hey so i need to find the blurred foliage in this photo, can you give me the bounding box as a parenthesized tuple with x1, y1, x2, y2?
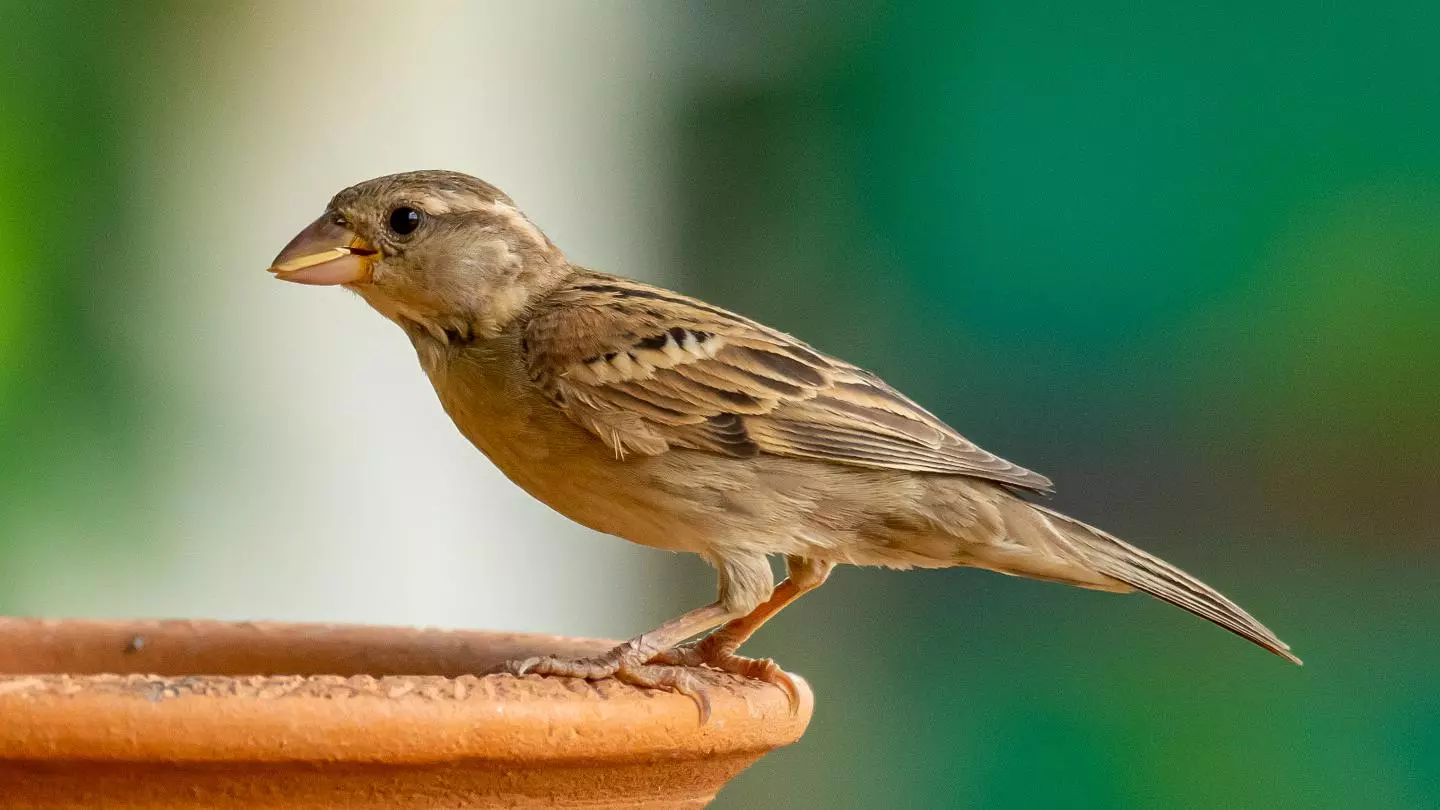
(682, 2, 1440, 808)
(0, 2, 149, 611)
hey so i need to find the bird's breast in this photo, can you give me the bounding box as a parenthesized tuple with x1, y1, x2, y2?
(417, 334, 714, 552)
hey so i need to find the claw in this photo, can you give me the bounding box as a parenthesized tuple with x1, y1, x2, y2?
(649, 638, 802, 715)
(506, 654, 629, 680)
(616, 663, 715, 724)
(486, 656, 549, 677)
(759, 661, 802, 716)
(484, 651, 718, 724)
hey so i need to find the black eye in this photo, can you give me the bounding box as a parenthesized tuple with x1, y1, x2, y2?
(387, 206, 422, 235)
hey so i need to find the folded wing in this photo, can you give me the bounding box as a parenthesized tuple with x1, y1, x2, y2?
(524, 274, 1053, 494)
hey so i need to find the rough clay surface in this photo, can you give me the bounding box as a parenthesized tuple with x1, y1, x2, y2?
(0, 618, 813, 809)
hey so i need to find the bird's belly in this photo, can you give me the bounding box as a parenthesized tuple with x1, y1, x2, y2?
(425, 343, 973, 563)
(428, 359, 715, 553)
(452, 404, 958, 561)
(502, 454, 720, 554)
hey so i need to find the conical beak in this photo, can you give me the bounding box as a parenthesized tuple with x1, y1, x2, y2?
(267, 214, 377, 285)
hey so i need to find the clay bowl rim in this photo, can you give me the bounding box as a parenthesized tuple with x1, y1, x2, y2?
(0, 618, 813, 766)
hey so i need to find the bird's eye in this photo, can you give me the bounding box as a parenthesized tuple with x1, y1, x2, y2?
(387, 206, 422, 235)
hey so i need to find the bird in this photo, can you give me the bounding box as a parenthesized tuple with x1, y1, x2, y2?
(267, 169, 1299, 718)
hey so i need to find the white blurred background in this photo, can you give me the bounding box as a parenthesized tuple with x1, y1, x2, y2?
(11, 0, 683, 637)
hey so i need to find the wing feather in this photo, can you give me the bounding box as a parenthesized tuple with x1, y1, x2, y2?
(524, 273, 1054, 493)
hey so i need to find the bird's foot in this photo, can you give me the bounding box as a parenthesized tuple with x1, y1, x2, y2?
(492, 647, 718, 723)
(650, 635, 802, 715)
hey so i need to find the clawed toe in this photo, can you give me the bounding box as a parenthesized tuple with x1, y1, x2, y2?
(487, 652, 717, 723)
(650, 639, 802, 715)
(708, 652, 801, 714)
(488, 654, 621, 680)
(611, 662, 715, 724)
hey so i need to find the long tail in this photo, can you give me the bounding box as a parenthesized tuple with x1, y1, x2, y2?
(1028, 503, 1301, 665)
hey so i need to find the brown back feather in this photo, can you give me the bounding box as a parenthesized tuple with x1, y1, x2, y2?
(523, 271, 1053, 492)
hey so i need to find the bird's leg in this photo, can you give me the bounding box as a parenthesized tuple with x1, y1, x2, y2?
(651, 556, 833, 712)
(494, 554, 773, 722)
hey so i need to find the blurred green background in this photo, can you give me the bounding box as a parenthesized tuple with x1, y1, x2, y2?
(3, 2, 1436, 808)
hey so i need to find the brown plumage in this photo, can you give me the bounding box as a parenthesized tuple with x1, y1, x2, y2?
(526, 274, 1053, 490)
(268, 170, 1299, 718)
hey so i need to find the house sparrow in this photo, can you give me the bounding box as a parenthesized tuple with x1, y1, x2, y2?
(268, 170, 1299, 718)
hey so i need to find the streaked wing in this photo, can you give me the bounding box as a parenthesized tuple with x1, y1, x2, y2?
(523, 273, 1054, 493)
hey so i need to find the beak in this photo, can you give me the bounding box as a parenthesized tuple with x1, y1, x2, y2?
(267, 214, 377, 285)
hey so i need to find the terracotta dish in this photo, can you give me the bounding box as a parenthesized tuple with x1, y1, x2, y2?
(0, 618, 812, 809)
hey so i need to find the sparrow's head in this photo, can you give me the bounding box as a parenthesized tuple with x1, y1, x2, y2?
(268, 170, 566, 339)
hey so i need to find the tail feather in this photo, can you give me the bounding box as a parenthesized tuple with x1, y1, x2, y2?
(1030, 504, 1302, 665)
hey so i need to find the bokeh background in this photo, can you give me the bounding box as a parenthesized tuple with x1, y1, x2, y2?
(3, 1, 1436, 807)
